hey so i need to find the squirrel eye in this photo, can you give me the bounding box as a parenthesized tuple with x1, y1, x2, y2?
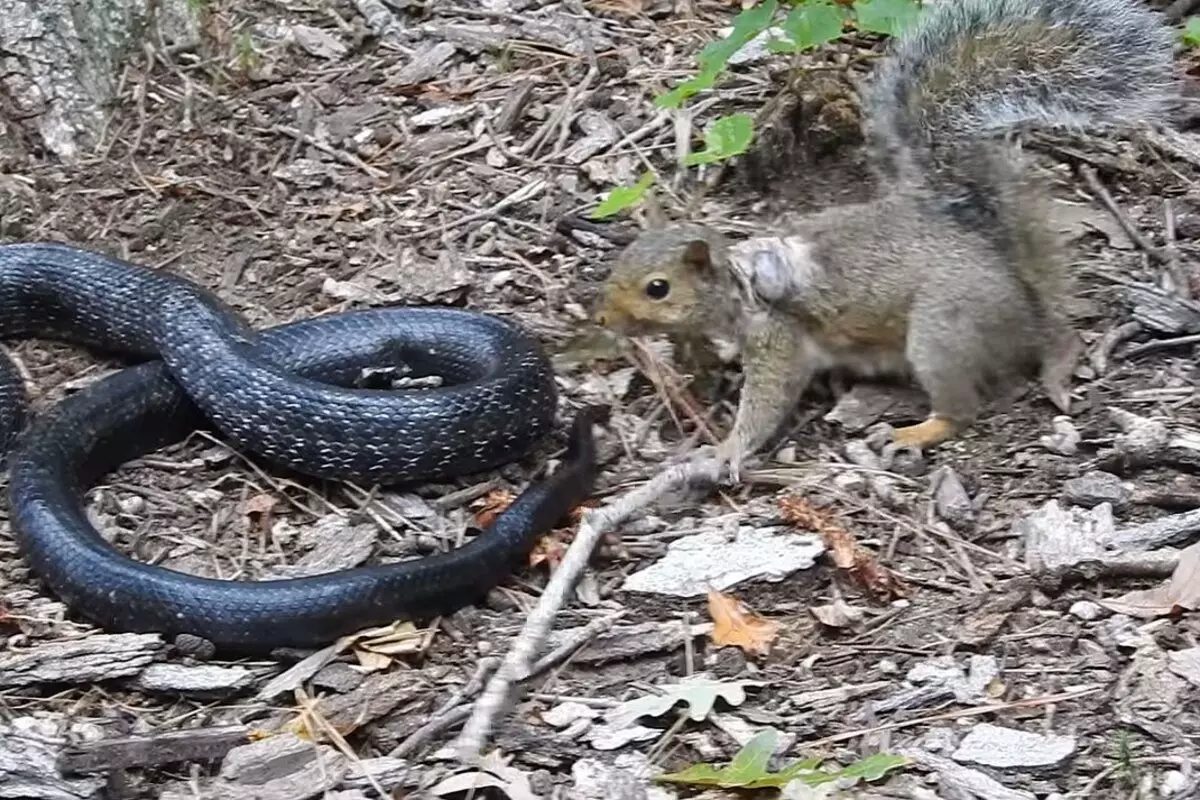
(644, 278, 670, 300)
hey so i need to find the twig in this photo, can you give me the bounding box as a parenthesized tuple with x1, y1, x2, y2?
(526, 610, 626, 678)
(1162, 198, 1191, 300)
(452, 457, 718, 760)
(269, 124, 388, 179)
(1079, 166, 1168, 266)
(1091, 320, 1142, 375)
(801, 685, 1103, 749)
(1122, 332, 1200, 359)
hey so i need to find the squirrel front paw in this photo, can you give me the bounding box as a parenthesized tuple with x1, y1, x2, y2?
(687, 438, 749, 485)
(713, 437, 747, 485)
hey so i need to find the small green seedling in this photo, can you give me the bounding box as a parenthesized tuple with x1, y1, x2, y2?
(590, 171, 657, 219)
(1183, 17, 1200, 48)
(770, 0, 849, 54)
(589, 0, 924, 219)
(855, 0, 924, 36)
(656, 0, 779, 109)
(683, 113, 756, 166)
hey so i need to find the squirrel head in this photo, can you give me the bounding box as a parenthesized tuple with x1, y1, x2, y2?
(594, 222, 733, 337)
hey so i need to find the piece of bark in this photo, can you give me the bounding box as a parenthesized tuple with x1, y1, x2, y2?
(1108, 510, 1200, 552)
(1097, 407, 1200, 474)
(543, 621, 706, 665)
(261, 670, 424, 735)
(393, 41, 456, 86)
(1020, 501, 1182, 580)
(58, 727, 252, 775)
(495, 80, 537, 133)
(155, 734, 350, 800)
(1, 717, 106, 800)
(0, 0, 197, 160)
(341, 757, 415, 792)
(1125, 284, 1200, 335)
(133, 663, 257, 696)
(0, 633, 164, 688)
(901, 749, 1036, 800)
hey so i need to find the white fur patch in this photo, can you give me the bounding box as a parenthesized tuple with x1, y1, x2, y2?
(727, 236, 824, 305)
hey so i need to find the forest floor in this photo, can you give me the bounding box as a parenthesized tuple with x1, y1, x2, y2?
(2, 1, 1200, 798)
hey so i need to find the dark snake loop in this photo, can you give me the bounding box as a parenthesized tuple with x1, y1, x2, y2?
(0, 242, 603, 655)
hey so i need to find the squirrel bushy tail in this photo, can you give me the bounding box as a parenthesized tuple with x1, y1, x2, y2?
(864, 0, 1178, 175)
(861, 0, 1177, 319)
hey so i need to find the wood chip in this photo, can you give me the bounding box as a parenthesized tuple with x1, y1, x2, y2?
(132, 663, 257, 695)
(0, 633, 164, 688)
(1, 717, 106, 800)
(58, 727, 252, 774)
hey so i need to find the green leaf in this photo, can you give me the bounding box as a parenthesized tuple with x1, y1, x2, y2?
(854, 0, 923, 38)
(837, 753, 911, 782)
(655, 68, 721, 110)
(655, 0, 780, 108)
(779, 0, 847, 52)
(655, 731, 911, 791)
(605, 676, 763, 730)
(795, 752, 912, 788)
(657, 730, 801, 788)
(590, 172, 656, 219)
(1183, 17, 1200, 48)
(683, 113, 755, 166)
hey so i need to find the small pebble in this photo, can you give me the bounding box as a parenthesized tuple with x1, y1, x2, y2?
(1039, 415, 1080, 456)
(1062, 471, 1132, 511)
(1069, 600, 1104, 621)
(773, 445, 798, 464)
(1161, 770, 1188, 795)
(932, 466, 974, 529)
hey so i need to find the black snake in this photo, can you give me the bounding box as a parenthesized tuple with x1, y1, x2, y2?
(0, 242, 603, 654)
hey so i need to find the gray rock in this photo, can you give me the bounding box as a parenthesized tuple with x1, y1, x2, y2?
(1068, 600, 1105, 621)
(932, 467, 974, 529)
(1062, 471, 1132, 510)
(952, 723, 1076, 769)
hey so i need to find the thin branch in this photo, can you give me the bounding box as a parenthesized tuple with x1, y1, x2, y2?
(452, 456, 718, 760)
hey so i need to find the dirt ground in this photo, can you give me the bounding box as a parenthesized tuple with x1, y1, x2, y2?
(2, 1, 1200, 798)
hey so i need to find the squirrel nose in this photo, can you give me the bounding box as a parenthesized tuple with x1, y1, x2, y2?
(595, 311, 609, 326)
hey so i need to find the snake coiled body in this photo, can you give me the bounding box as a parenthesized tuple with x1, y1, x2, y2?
(0, 243, 600, 654)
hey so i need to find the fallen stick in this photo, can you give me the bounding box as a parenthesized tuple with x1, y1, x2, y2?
(58, 726, 251, 774)
(452, 456, 717, 759)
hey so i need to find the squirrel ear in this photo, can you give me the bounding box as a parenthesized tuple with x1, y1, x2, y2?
(681, 239, 713, 272)
(643, 192, 667, 230)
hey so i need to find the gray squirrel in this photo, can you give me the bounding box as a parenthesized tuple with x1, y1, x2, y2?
(594, 0, 1180, 480)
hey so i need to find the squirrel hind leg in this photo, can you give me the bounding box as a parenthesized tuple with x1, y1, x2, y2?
(891, 361, 982, 449)
(1038, 328, 1083, 414)
(892, 415, 961, 449)
(894, 307, 992, 450)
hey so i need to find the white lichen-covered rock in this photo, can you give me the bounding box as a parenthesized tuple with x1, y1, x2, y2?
(0, 0, 198, 160)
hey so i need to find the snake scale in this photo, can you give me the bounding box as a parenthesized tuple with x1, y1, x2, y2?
(0, 242, 604, 654)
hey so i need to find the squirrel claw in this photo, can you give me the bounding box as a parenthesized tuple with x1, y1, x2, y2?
(890, 416, 958, 449)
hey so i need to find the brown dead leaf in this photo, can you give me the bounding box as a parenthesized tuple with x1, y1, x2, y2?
(241, 493, 279, 535)
(810, 598, 863, 628)
(1099, 540, 1200, 619)
(707, 590, 780, 656)
(529, 532, 571, 569)
(778, 494, 909, 599)
(472, 489, 516, 527)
